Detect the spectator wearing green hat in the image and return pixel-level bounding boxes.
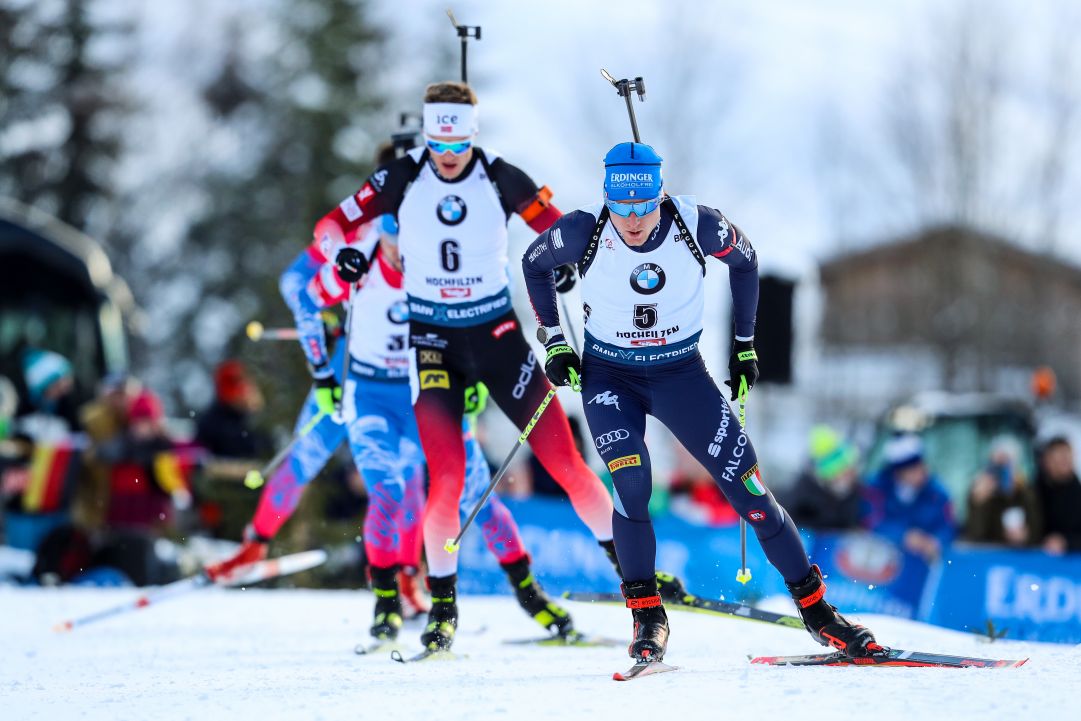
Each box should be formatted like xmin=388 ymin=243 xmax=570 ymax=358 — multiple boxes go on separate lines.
xmin=783 ymin=425 xmax=862 ymax=531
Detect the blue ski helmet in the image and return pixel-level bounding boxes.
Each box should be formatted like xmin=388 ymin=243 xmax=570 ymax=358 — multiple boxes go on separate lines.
xmin=603 ymin=142 xmax=663 ymax=201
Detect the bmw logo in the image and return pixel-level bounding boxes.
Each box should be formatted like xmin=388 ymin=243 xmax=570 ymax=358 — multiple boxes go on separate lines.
xmin=629 ymin=263 xmax=666 ymax=295
xmin=387 ymin=300 xmax=409 ymax=324
xmin=437 ymin=195 xmax=467 ymax=226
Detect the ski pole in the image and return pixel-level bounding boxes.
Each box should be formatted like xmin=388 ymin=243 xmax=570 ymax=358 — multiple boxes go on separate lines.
xmin=246 ymin=321 xmax=298 ymax=342
xmin=735 ymin=375 xmax=752 ymax=585
xmin=444 ymin=370 xmax=579 ymax=553
xmin=243 ymin=410 xmax=328 ymax=489
xmin=52 ymin=549 xmax=328 ymax=633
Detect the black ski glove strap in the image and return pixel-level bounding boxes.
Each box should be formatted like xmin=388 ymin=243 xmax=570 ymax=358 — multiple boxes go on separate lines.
xmin=544 ymin=343 xmax=582 ymax=391
xmin=725 ymin=339 xmax=759 ymax=401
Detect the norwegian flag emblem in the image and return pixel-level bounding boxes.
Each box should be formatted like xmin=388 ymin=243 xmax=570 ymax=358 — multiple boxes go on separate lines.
xmin=441 ymin=125 xmax=453 ymax=133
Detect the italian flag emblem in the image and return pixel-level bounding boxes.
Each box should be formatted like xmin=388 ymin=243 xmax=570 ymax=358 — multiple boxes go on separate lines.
xmin=741 ymin=465 xmax=766 ymax=496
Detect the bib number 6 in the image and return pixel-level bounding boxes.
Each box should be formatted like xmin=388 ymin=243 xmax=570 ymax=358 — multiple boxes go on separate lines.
xmin=440 ymin=239 xmax=461 ymax=272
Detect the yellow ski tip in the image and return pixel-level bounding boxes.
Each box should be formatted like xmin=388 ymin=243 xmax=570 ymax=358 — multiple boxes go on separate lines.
xmin=244 ymin=470 xmax=265 ymax=489
xmin=246 ymin=321 xmax=264 ymax=341
xmin=443 ymin=538 xmax=459 ymax=554
xmin=736 ymin=569 xmax=753 ymax=585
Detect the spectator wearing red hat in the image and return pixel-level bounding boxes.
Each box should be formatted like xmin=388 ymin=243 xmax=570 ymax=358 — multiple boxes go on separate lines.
xmin=195 ymin=360 xmax=271 ymax=460
xmin=99 ymin=389 xmax=191 ymax=530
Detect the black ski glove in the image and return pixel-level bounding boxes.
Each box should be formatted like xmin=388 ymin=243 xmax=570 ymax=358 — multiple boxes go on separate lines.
xmin=313 ymin=373 xmax=342 ymax=416
xmin=725 ymin=339 xmax=759 ymax=401
xmin=554 ymin=264 xmax=577 ymax=294
xmin=335 ymin=247 xmax=369 ymax=283
xmin=543 ymin=337 xmax=582 ymax=391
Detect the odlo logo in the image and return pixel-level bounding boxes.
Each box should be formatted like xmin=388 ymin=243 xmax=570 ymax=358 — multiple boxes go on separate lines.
xmin=629 ymin=263 xmax=665 ymax=295
xmin=437 ymin=195 xmax=467 ymax=226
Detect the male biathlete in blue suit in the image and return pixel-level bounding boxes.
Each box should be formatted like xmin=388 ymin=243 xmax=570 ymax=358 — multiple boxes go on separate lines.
xmin=522 ymin=142 xmax=881 ymax=663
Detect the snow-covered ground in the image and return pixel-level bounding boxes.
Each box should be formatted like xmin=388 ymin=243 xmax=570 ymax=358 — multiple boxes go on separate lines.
xmin=1 ymin=587 xmax=1071 ymax=720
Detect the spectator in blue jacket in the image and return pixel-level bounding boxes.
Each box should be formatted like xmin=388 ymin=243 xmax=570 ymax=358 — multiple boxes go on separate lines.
xmin=861 ymin=434 xmax=956 ymax=562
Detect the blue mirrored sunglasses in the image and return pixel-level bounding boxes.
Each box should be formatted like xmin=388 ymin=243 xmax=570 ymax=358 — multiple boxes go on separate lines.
xmin=605 ymin=196 xmax=662 ymax=217
xmin=425 ymin=137 xmax=473 ymax=155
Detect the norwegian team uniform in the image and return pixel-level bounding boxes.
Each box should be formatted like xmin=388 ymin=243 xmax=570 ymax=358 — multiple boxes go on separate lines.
xmin=313 ymin=147 xmax=615 ymax=582
xmin=522 ymin=141 xmax=881 ymax=663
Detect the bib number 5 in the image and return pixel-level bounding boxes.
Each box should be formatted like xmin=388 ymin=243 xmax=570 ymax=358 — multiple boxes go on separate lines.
xmin=633 ymin=303 xmax=658 ymax=330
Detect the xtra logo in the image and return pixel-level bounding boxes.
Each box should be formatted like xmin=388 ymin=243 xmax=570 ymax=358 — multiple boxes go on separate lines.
xmin=440 ymin=287 xmax=472 ymax=299
xmin=588 ymin=391 xmax=621 ymax=410
xmin=386 ymin=300 xmax=409 ymax=324
xmin=595 ymin=429 xmax=630 ymax=448
xmin=629 ymin=263 xmax=666 ymax=295
xmin=437 ymin=195 xmax=467 ymax=226
xmin=607 ymin=454 xmax=641 ymax=472
xmin=419 ymin=370 xmax=450 ymax=390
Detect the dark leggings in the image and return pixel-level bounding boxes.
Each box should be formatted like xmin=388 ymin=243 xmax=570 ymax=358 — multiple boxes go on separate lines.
xmin=581 ymin=351 xmax=810 ymax=584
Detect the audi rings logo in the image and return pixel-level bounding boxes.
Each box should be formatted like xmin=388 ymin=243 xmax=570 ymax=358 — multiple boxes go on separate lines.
xmin=595 ymin=429 xmax=630 ymax=448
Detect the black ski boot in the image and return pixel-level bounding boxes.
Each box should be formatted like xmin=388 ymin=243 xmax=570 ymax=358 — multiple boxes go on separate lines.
xmin=369 ymin=565 xmax=403 ymax=640
xmin=599 ymin=539 xmax=623 ymax=579
xmin=600 ymin=539 xmax=689 ymax=605
xmin=420 ymin=574 xmax=458 ymax=651
xmin=786 ymin=564 xmax=882 ymax=657
xmin=501 ymin=556 xmax=574 ymax=637
xmin=622 ymin=577 xmax=669 ymax=662
xmin=655 ymin=570 xmax=691 ymax=604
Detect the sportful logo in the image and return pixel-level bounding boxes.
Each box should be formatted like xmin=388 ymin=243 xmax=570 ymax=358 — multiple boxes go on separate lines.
xmin=707 ymin=401 xmax=732 ymax=457
xmin=594 ymin=429 xmax=630 ymax=448
xmin=588 ymin=391 xmax=621 ymax=410
xmin=551 ymin=228 xmax=564 ymax=249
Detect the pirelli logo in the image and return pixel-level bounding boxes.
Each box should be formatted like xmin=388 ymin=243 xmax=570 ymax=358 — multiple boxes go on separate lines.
xmin=419 ymin=370 xmax=450 ymax=390
xmin=607 ymin=454 xmax=641 ymax=473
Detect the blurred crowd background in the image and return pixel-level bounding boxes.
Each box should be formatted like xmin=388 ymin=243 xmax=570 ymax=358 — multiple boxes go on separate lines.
xmin=1 ymin=0 xmax=1080 ymax=630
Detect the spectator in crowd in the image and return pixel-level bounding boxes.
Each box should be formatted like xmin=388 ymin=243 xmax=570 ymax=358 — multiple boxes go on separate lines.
xmin=784 ymin=425 xmax=862 ymax=531
xmin=1033 ymin=436 xmax=1081 ymax=555
xmin=965 ymin=435 xmax=1042 ymax=547
xmin=101 ymin=389 xmax=192 ymax=532
xmin=76 ymin=373 xmax=139 ymax=531
xmin=195 ymin=360 xmax=271 ymax=459
xmin=1 ymin=350 xmax=83 ymax=551
xmin=668 ymin=442 xmax=739 ymax=526
xmin=861 ymin=434 xmax=956 ymax=563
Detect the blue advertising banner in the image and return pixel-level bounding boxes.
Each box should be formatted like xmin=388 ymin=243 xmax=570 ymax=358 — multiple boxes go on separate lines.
xmin=453 ymin=497 xmax=1081 ymax=643
xmin=809 ymin=532 xmax=931 ymax=619
xmin=924 ymin=548 xmax=1081 ymax=643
